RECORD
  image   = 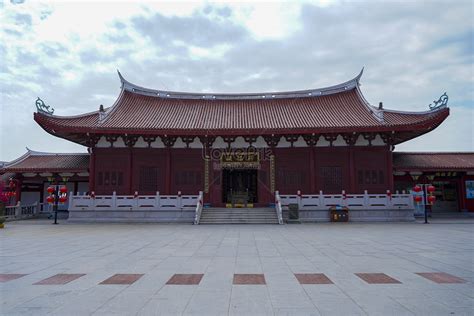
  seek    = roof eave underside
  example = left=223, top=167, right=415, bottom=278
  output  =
left=34, top=106, right=449, bottom=147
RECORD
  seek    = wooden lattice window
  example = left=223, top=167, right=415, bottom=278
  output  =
left=278, top=170, right=306, bottom=187
left=139, top=166, right=159, bottom=192
left=320, top=166, right=342, bottom=191
left=357, top=169, right=386, bottom=186
left=98, top=171, right=123, bottom=187
left=175, top=171, right=202, bottom=186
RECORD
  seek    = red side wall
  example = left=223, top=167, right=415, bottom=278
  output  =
left=393, top=173, right=474, bottom=212
left=460, top=174, right=474, bottom=211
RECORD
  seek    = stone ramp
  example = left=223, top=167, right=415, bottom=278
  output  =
left=199, top=207, right=279, bottom=224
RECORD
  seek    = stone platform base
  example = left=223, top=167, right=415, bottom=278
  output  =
left=68, top=209, right=195, bottom=223
left=283, top=209, right=414, bottom=222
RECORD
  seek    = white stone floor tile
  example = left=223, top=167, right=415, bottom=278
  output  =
left=1, top=220, right=473, bottom=315
left=229, top=285, right=273, bottom=315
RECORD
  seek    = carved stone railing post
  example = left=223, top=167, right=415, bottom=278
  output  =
left=363, top=190, right=369, bottom=208
left=319, top=190, right=324, bottom=206
left=155, top=192, right=160, bottom=209
left=15, top=201, right=21, bottom=218
left=112, top=191, right=117, bottom=209
left=177, top=191, right=182, bottom=209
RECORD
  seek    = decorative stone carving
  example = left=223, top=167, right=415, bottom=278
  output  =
left=35, top=97, right=54, bottom=115
left=429, top=92, right=448, bottom=110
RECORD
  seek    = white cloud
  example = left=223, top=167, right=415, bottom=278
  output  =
left=0, top=0, right=472, bottom=161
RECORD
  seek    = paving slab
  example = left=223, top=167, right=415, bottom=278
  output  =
left=1, top=220, right=473, bottom=315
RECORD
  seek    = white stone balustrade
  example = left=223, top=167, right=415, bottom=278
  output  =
left=278, top=190, right=414, bottom=211
left=69, top=192, right=200, bottom=211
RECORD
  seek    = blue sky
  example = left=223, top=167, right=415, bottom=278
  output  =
left=0, top=0, right=473, bottom=161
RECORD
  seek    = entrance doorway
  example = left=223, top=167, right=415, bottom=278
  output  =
left=222, top=169, right=258, bottom=206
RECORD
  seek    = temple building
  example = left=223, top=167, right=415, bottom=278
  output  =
left=2, top=70, right=472, bottom=222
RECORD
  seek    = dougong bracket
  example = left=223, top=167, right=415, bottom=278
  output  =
left=35, top=97, right=54, bottom=115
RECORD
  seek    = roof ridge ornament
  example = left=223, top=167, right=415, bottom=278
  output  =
left=429, top=92, right=448, bottom=110
left=36, top=97, right=54, bottom=115
left=116, top=68, right=365, bottom=100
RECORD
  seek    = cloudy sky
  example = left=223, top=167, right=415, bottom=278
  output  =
left=0, top=0, right=472, bottom=162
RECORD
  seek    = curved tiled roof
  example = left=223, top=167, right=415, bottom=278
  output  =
left=1, top=149, right=89, bottom=173
left=33, top=70, right=449, bottom=144
left=393, top=152, right=474, bottom=171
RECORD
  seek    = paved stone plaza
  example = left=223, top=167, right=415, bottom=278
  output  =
left=1, top=220, right=473, bottom=315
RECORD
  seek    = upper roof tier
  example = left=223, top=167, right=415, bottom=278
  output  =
left=34, top=70, right=449, bottom=145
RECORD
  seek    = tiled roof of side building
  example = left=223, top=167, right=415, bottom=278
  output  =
left=393, top=152, right=474, bottom=171
left=1, top=149, right=89, bottom=173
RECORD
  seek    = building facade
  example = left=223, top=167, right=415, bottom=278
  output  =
left=30, top=70, right=450, bottom=208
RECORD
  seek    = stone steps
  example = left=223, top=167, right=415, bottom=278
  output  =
left=199, top=208, right=279, bottom=224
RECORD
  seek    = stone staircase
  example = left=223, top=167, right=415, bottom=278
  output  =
left=199, top=207, right=279, bottom=224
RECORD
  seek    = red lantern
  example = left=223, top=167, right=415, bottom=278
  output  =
left=414, top=196, right=423, bottom=203
left=59, top=186, right=68, bottom=193
left=59, top=196, right=67, bottom=203
left=46, top=196, right=54, bottom=204
left=413, top=185, right=422, bottom=193
left=427, top=195, right=436, bottom=204
left=427, top=185, right=435, bottom=193
left=47, top=186, right=55, bottom=194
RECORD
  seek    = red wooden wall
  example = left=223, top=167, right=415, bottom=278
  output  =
left=273, top=146, right=391, bottom=195
left=91, top=145, right=393, bottom=205
left=93, top=148, right=203, bottom=196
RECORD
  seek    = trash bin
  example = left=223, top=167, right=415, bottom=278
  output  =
left=329, top=205, right=349, bottom=222
left=288, top=203, right=299, bottom=220
left=287, top=203, right=301, bottom=224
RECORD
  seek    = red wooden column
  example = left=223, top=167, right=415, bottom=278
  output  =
left=128, top=147, right=133, bottom=194
left=15, top=176, right=22, bottom=204
left=165, top=147, right=171, bottom=195
left=88, top=148, right=95, bottom=193
left=349, top=147, right=356, bottom=193
left=310, top=147, right=316, bottom=192
left=387, top=148, right=394, bottom=191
